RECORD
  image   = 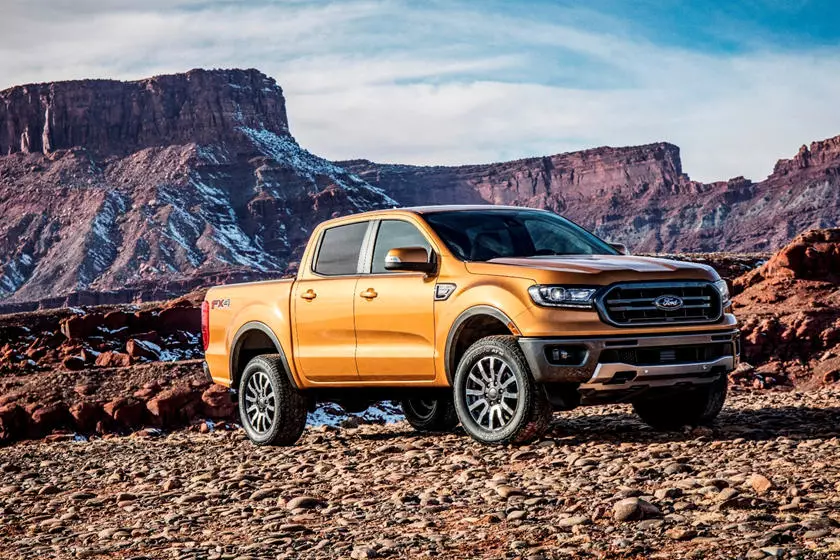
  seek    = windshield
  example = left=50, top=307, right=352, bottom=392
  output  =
left=423, top=209, right=617, bottom=261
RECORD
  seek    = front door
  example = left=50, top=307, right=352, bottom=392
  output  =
left=293, top=220, right=368, bottom=382
left=354, top=219, right=437, bottom=381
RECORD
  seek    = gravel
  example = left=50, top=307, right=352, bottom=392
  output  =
left=1, top=387, right=839, bottom=559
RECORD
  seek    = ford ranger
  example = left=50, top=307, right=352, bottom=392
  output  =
left=202, top=206, right=739, bottom=446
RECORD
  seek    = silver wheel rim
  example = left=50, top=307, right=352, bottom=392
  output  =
left=244, top=370, right=276, bottom=435
left=464, top=356, right=519, bottom=431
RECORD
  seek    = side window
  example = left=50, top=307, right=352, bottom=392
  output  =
left=313, top=221, right=369, bottom=276
left=371, top=220, right=432, bottom=273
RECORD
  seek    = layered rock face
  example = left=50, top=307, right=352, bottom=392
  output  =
left=342, top=137, right=840, bottom=253
left=0, top=69, right=395, bottom=308
left=1, top=67, right=840, bottom=308
left=0, top=68, right=289, bottom=156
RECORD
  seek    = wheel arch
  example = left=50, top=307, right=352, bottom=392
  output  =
left=444, top=305, right=518, bottom=384
left=230, top=321, right=298, bottom=390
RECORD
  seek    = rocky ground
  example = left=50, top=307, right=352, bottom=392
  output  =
left=1, top=387, right=839, bottom=560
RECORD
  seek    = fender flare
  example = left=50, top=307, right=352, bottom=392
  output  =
left=444, top=305, right=518, bottom=384
left=229, top=321, right=298, bottom=389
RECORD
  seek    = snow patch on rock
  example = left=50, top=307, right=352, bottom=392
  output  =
left=307, top=402, right=404, bottom=427
left=0, top=253, right=34, bottom=297
left=78, top=191, right=129, bottom=287
left=239, top=126, right=399, bottom=209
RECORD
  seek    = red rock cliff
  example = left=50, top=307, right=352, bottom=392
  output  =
left=0, top=68, right=290, bottom=157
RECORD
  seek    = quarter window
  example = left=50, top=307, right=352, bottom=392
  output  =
left=371, top=220, right=432, bottom=273
left=313, top=221, right=369, bottom=275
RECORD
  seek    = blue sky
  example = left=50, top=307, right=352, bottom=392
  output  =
left=3, top=0, right=840, bottom=182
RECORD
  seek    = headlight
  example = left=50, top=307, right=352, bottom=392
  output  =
left=528, top=285, right=598, bottom=308
left=713, top=279, right=730, bottom=305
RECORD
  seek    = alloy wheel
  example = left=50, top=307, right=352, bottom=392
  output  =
left=244, top=370, right=276, bottom=434
left=464, top=356, right=520, bottom=431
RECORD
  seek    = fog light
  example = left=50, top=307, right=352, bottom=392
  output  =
left=545, top=345, right=587, bottom=366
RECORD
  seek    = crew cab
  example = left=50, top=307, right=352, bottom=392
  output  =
left=202, top=206, right=739, bottom=446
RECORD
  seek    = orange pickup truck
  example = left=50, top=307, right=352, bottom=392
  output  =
left=202, top=206, right=738, bottom=446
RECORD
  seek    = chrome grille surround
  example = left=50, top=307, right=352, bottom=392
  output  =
left=595, top=281, right=723, bottom=327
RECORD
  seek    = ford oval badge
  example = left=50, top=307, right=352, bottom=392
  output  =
left=654, top=295, right=684, bottom=311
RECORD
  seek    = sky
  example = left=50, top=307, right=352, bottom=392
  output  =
left=2, top=0, right=840, bottom=182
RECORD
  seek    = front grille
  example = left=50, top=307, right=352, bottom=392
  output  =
left=599, top=343, right=732, bottom=366
left=598, top=282, right=722, bottom=326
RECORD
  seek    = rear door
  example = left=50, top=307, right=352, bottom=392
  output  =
left=354, top=219, right=438, bottom=381
left=293, top=220, right=369, bottom=382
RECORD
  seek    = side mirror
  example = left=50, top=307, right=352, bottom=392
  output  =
left=384, top=247, right=436, bottom=273
left=610, top=243, right=630, bottom=255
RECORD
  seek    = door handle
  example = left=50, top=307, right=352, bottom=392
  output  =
left=300, top=289, right=317, bottom=301
left=360, top=288, right=378, bottom=300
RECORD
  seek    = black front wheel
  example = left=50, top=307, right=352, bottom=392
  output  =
left=632, top=375, right=728, bottom=431
left=401, top=396, right=458, bottom=433
left=453, top=336, right=552, bottom=445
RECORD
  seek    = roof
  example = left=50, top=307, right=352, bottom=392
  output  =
left=401, top=204, right=547, bottom=214
left=314, top=205, right=550, bottom=229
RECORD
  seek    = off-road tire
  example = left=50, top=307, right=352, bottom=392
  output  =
left=400, top=396, right=459, bottom=433
left=453, top=335, right=552, bottom=445
left=632, top=375, right=728, bottom=431
left=238, top=354, right=308, bottom=446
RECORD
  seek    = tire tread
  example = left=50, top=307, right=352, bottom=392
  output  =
left=453, top=335, right=552, bottom=445
left=238, top=354, right=308, bottom=446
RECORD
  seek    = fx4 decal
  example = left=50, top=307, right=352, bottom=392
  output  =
left=210, top=298, right=231, bottom=310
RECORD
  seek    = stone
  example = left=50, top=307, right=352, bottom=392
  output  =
left=613, top=498, right=660, bottom=522
left=665, top=527, right=697, bottom=541
left=146, top=385, right=201, bottom=426
left=201, top=384, right=235, bottom=418
left=557, top=515, right=589, bottom=528
left=61, top=355, right=87, bottom=371
left=126, top=339, right=160, bottom=362
left=94, top=351, right=131, bottom=368
left=69, top=401, right=104, bottom=432
left=27, top=402, right=71, bottom=435
left=0, top=404, right=27, bottom=443
left=103, top=398, right=146, bottom=428
left=286, top=496, right=323, bottom=510
left=749, top=474, right=773, bottom=495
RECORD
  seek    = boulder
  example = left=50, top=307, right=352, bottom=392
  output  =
left=103, top=398, right=146, bottom=428
left=101, top=310, right=129, bottom=331
left=126, top=339, right=160, bottom=362
left=70, top=401, right=104, bottom=432
left=27, top=402, right=72, bottom=435
left=60, top=313, right=102, bottom=340
left=94, top=351, right=131, bottom=368
left=0, top=403, right=28, bottom=443
left=201, top=384, right=236, bottom=419
left=62, top=355, right=87, bottom=371
left=147, top=385, right=202, bottom=427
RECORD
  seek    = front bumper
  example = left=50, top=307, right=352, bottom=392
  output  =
left=519, top=329, right=739, bottom=392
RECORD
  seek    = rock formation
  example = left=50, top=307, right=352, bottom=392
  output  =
left=0, top=69, right=395, bottom=309
left=733, top=229, right=840, bottom=388
left=341, top=137, right=840, bottom=254
left=1, top=67, right=839, bottom=309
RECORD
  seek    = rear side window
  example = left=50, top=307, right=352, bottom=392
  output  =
left=314, top=221, right=368, bottom=275
left=371, top=220, right=432, bottom=273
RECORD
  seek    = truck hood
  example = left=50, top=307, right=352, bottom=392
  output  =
left=465, top=255, right=718, bottom=284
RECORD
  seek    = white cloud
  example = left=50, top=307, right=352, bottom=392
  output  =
left=2, top=0, right=840, bottom=182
